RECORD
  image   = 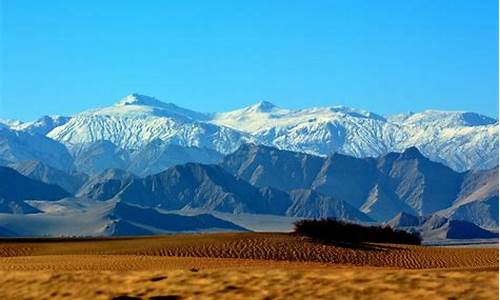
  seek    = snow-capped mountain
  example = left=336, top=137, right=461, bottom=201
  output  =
left=47, top=94, right=252, bottom=154
left=0, top=127, right=74, bottom=171
left=0, top=119, right=23, bottom=128
left=212, top=100, right=498, bottom=171
left=14, top=115, right=71, bottom=135
left=388, top=110, right=497, bottom=127
left=4, top=93, right=498, bottom=172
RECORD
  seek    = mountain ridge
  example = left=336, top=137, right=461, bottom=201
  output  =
left=0, top=144, right=496, bottom=239
left=3, top=94, right=496, bottom=172
left=221, top=144, right=498, bottom=224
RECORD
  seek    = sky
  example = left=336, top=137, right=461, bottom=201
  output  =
left=0, top=0, right=498, bottom=121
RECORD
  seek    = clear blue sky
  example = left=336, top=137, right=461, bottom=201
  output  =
left=1, top=0, right=498, bottom=121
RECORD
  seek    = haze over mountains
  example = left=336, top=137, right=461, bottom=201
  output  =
left=0, top=94, right=497, bottom=239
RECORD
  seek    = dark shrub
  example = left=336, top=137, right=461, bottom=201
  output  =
left=293, top=219, right=421, bottom=245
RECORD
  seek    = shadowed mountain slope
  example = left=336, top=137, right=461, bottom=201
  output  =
left=387, top=212, right=498, bottom=240
left=108, top=201, right=248, bottom=235
left=9, top=160, right=88, bottom=194
left=221, top=144, right=498, bottom=222
left=112, top=162, right=371, bottom=222
left=0, top=167, right=70, bottom=214
left=77, top=168, right=136, bottom=201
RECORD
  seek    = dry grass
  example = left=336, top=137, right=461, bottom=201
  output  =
left=0, top=232, right=497, bottom=300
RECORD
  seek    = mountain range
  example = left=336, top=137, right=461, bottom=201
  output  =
left=0, top=94, right=497, bottom=240
left=0, top=143, right=497, bottom=240
left=1, top=93, right=498, bottom=174
left=221, top=144, right=498, bottom=228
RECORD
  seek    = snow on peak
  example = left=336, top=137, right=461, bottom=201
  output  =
left=14, top=115, right=71, bottom=135
left=328, top=106, right=386, bottom=121
left=81, top=94, right=209, bottom=121
left=116, top=93, right=166, bottom=107
left=211, top=103, right=386, bottom=133
left=389, top=110, right=497, bottom=127
left=47, top=94, right=250, bottom=153
left=211, top=100, right=290, bottom=132
left=249, top=101, right=278, bottom=112
left=0, top=118, right=24, bottom=128
left=38, top=94, right=498, bottom=172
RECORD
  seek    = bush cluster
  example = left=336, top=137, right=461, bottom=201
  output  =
left=293, top=219, right=422, bottom=245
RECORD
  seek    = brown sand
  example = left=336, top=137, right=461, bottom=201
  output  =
left=0, top=232, right=497, bottom=300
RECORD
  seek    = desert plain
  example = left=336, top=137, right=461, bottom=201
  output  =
left=0, top=232, right=497, bottom=300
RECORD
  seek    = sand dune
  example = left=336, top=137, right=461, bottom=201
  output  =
left=0, top=233, right=497, bottom=299
left=0, top=233, right=497, bottom=269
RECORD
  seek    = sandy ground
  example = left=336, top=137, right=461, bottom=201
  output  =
left=0, top=232, right=497, bottom=300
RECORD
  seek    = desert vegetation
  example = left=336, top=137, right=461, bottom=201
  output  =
left=293, top=219, right=422, bottom=245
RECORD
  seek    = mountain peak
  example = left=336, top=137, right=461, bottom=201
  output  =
left=116, top=94, right=166, bottom=107
left=111, top=94, right=209, bottom=121
left=401, top=147, right=424, bottom=159
left=389, top=110, right=497, bottom=127
left=387, top=212, right=422, bottom=227
left=249, top=100, right=278, bottom=112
